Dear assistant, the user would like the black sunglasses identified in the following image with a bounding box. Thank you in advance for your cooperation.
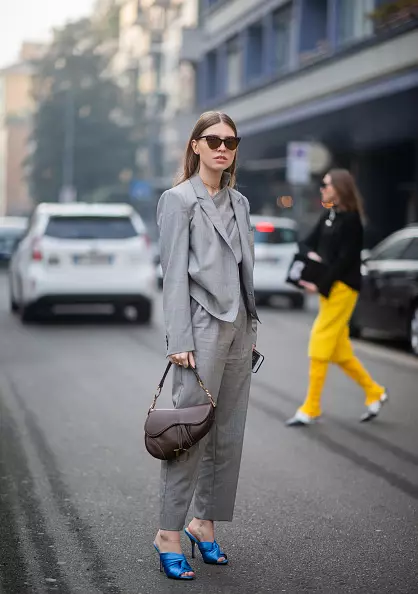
[198,135,241,151]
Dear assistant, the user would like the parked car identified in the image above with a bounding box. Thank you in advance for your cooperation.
[155,252,163,289]
[350,224,418,356]
[9,203,156,323]
[0,217,28,266]
[150,241,163,290]
[140,219,163,289]
[250,215,304,309]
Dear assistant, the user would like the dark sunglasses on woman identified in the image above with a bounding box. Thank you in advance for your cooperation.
[198,135,241,151]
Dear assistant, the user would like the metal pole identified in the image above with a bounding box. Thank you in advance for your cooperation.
[62,88,75,196]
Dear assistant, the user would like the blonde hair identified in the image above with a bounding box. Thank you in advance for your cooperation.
[175,111,239,187]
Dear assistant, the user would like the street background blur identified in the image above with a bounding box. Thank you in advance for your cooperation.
[1,2,418,594]
[1,0,418,243]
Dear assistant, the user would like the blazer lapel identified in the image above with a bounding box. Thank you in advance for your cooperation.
[229,188,250,246]
[229,189,251,261]
[189,176,232,250]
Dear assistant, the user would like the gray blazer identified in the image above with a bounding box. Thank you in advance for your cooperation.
[157,174,259,356]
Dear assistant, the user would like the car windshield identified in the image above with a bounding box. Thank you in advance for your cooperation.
[44,216,138,240]
[252,222,297,245]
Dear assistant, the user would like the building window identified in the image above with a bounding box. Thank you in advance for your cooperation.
[226,36,242,96]
[206,51,218,99]
[272,5,291,72]
[337,0,374,45]
[299,0,329,65]
[247,21,264,82]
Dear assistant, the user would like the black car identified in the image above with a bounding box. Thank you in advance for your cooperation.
[350,225,418,356]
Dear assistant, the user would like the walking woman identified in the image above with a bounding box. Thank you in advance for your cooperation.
[286,169,387,427]
[154,111,258,579]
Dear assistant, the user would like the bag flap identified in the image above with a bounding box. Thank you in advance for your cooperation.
[144,404,213,437]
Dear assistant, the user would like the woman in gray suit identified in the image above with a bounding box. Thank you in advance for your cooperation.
[154,111,259,579]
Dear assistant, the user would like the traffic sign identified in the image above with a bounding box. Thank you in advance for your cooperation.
[129,179,152,201]
[286,142,310,185]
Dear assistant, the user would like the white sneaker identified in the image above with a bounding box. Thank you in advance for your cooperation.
[360,392,388,423]
[286,410,321,427]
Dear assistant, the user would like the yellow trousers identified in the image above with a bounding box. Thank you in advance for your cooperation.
[299,282,385,418]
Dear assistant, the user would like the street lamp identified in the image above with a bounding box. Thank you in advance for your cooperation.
[58,80,76,203]
[54,58,77,202]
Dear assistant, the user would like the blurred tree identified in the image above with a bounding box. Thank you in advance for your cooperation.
[27,13,138,204]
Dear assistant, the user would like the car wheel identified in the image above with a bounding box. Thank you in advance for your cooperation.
[134,301,152,324]
[135,302,152,324]
[19,303,37,324]
[9,275,18,313]
[410,304,418,357]
[10,292,19,313]
[290,294,305,310]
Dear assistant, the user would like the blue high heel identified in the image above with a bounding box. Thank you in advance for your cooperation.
[153,543,195,579]
[184,529,228,565]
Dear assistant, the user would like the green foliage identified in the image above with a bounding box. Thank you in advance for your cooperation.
[100,3,121,40]
[28,15,136,204]
[368,0,418,28]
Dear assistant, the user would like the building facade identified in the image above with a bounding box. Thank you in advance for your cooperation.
[160,0,199,185]
[114,0,198,195]
[0,43,46,216]
[195,0,418,244]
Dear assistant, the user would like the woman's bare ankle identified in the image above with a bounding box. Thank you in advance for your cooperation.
[155,530,183,553]
[158,529,181,542]
[188,518,215,540]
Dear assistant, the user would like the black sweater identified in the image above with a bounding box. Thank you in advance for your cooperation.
[300,209,363,298]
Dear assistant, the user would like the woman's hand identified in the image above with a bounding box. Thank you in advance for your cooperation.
[299,280,318,294]
[169,352,196,368]
[307,251,322,263]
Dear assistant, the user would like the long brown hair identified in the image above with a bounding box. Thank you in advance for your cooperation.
[174,111,239,187]
[329,168,366,222]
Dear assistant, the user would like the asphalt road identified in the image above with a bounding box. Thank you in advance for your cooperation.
[1,273,417,594]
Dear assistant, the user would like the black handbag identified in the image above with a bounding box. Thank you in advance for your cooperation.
[144,363,216,461]
[287,253,327,287]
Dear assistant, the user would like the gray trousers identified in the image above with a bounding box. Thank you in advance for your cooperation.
[160,295,253,531]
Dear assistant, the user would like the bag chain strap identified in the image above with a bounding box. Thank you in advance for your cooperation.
[149,362,216,412]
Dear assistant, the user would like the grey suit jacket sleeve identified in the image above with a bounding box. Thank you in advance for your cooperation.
[157,189,195,357]
[242,195,258,345]
[252,318,257,345]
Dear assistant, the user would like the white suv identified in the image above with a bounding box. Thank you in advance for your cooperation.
[9,203,157,323]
